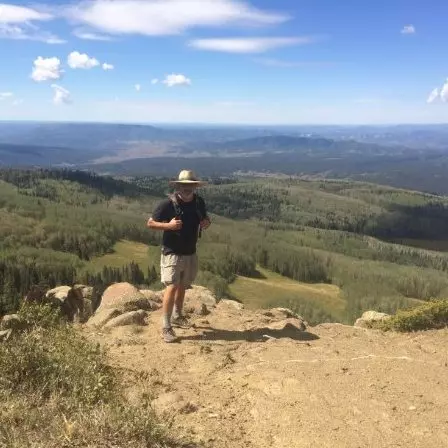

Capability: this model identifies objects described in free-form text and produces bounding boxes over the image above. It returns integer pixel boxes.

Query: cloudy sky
[1,0,448,125]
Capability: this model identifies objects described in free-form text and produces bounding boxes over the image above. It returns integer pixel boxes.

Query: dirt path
[87,300,448,448]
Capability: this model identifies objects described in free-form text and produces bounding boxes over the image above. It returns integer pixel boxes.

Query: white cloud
[0,22,65,43]
[427,88,440,104]
[162,74,191,87]
[427,79,448,104]
[0,92,13,99]
[73,29,114,41]
[51,84,71,105]
[189,37,313,53]
[68,51,100,69]
[31,56,63,82]
[441,80,448,103]
[135,83,141,92]
[151,78,159,85]
[44,36,66,44]
[0,4,64,43]
[64,0,289,36]
[102,62,114,70]
[401,25,416,34]
[0,4,52,23]
[12,99,24,106]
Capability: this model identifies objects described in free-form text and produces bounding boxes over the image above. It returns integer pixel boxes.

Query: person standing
[147,170,211,343]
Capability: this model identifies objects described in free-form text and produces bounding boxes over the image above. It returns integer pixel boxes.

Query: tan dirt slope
[85,291,448,448]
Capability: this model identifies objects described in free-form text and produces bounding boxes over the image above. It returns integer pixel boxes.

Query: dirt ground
[86,298,448,448]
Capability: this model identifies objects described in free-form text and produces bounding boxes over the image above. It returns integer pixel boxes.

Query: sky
[0,0,448,125]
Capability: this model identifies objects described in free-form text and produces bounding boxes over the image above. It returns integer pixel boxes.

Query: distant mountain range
[178,135,404,157]
[0,122,281,150]
[2,121,448,195]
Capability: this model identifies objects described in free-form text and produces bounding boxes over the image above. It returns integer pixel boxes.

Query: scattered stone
[46,285,72,301]
[87,308,122,328]
[266,318,307,333]
[103,310,148,328]
[185,285,218,307]
[219,300,244,310]
[0,314,22,331]
[266,308,300,319]
[409,406,417,411]
[140,289,163,303]
[262,334,277,340]
[45,286,78,321]
[100,283,148,311]
[354,311,391,329]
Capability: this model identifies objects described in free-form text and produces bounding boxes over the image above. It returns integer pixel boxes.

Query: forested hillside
[2,169,448,324]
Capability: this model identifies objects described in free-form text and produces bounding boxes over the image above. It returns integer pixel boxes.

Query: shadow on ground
[183,323,320,342]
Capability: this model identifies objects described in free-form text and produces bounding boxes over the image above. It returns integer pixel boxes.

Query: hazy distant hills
[0,122,407,166]
[2,121,448,195]
[0,122,281,150]
[179,135,403,156]
[0,143,112,167]
[0,122,166,150]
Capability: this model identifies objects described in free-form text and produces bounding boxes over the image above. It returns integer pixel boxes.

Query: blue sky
[0,0,448,125]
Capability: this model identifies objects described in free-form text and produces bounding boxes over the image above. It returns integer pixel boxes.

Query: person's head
[170,170,207,202]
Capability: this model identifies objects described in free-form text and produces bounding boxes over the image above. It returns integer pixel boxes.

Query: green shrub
[379,299,448,332]
[0,324,115,404]
[0,396,171,448]
[0,305,175,447]
[17,302,64,329]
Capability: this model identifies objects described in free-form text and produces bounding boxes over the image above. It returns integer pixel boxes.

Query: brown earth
[84,295,448,448]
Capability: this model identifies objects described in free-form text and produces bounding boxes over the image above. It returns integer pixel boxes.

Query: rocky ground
[79,284,448,448]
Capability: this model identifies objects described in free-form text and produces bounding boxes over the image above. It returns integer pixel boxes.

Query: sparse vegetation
[3,169,448,325]
[377,299,448,332]
[0,305,176,448]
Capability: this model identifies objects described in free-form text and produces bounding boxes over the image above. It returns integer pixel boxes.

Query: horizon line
[1,119,448,128]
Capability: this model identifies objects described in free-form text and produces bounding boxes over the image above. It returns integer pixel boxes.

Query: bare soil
[86,299,448,448]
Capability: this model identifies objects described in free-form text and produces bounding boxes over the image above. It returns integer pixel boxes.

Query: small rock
[0,314,23,331]
[46,285,72,302]
[100,283,147,311]
[266,319,307,333]
[219,300,244,310]
[262,334,277,341]
[409,406,417,411]
[271,308,300,319]
[185,286,218,307]
[103,310,147,328]
[87,308,122,328]
[139,289,162,303]
[354,311,391,328]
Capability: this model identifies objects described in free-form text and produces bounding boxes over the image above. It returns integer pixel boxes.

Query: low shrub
[0,305,177,447]
[378,299,448,332]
